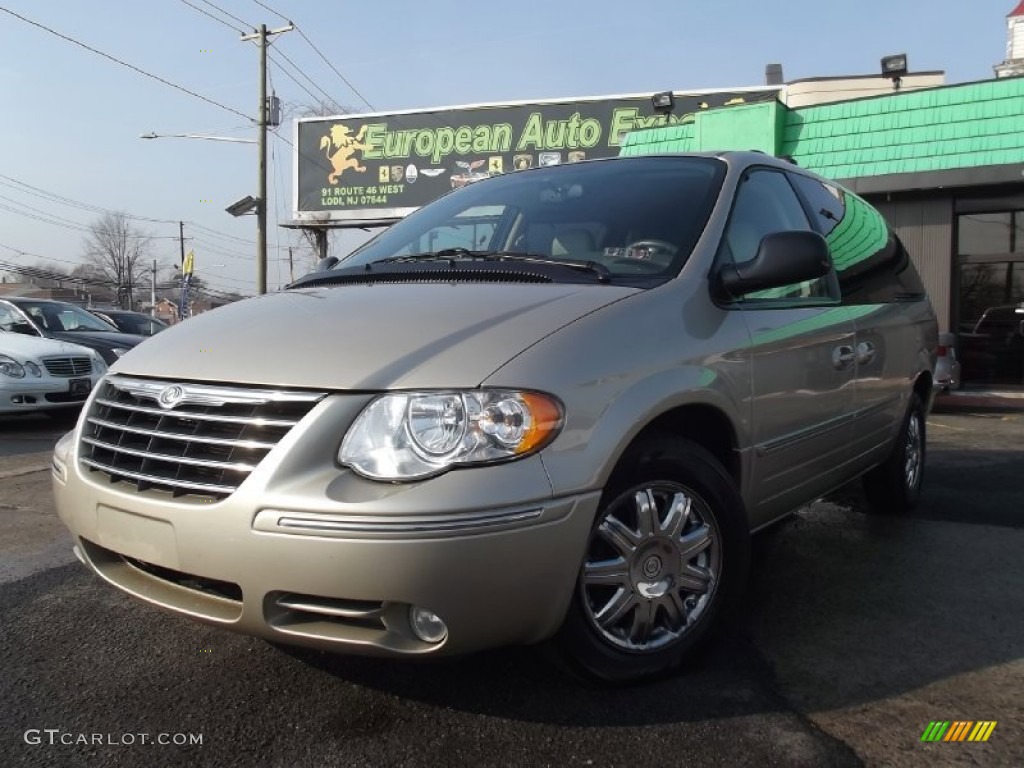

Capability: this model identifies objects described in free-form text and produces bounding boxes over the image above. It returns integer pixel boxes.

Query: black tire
[554,436,750,684]
[863,392,926,514]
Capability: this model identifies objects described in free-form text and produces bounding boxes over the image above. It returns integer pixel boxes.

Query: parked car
[0,297,145,365]
[52,153,937,683]
[0,330,106,415]
[87,308,168,337]
[934,331,961,393]
[958,304,1024,385]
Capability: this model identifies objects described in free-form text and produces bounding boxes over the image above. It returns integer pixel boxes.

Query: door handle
[857,341,876,365]
[832,345,856,369]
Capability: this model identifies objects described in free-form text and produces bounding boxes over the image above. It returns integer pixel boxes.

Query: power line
[0,193,179,239]
[0,199,108,235]
[267,50,333,111]
[0,171,287,250]
[0,242,115,271]
[0,5,253,123]
[247,0,374,111]
[294,26,375,111]
[177,0,243,33]
[268,47,341,112]
[0,174,177,224]
[248,0,289,22]
[197,0,254,31]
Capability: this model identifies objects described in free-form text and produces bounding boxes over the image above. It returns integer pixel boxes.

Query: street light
[140,129,265,295]
[140,131,256,144]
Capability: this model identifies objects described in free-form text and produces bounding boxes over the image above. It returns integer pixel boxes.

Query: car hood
[114,283,638,389]
[50,330,145,349]
[0,332,98,361]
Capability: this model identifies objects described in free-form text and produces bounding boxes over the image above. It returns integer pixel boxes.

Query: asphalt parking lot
[0,406,1021,767]
[0,409,78,458]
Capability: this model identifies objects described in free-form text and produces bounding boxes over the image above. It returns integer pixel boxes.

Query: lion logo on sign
[319,124,370,183]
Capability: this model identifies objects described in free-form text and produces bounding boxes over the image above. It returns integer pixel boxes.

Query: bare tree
[82,212,154,310]
[286,100,360,120]
[296,227,333,272]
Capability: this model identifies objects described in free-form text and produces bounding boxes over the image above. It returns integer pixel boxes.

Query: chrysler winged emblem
[157,384,186,409]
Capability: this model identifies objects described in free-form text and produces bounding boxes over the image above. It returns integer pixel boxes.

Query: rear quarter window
[789,173,926,304]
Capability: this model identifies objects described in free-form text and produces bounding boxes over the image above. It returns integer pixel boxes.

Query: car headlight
[340,390,563,481]
[111,348,129,358]
[92,355,108,374]
[0,354,26,379]
[24,360,42,377]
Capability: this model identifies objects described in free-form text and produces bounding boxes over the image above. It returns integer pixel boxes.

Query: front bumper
[0,375,95,413]
[52,418,599,657]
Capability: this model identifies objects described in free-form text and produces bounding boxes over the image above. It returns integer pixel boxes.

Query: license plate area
[69,377,92,395]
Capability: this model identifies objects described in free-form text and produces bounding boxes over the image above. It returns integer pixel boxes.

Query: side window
[790,173,925,304]
[788,173,845,239]
[0,304,40,336]
[720,169,832,302]
[0,304,17,331]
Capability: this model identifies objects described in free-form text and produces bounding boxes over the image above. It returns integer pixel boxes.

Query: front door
[718,168,856,523]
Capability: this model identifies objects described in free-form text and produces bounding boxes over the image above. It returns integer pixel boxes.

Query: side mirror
[717,230,831,298]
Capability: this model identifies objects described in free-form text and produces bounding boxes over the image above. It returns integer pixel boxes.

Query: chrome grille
[79,375,325,501]
[43,356,92,377]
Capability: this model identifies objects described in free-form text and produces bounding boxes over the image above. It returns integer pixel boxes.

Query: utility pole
[150,259,157,317]
[179,221,185,267]
[241,23,293,295]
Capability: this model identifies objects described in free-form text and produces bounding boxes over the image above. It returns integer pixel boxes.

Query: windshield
[15,301,120,333]
[332,157,725,282]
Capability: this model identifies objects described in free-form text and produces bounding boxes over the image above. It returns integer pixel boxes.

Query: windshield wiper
[369,248,612,282]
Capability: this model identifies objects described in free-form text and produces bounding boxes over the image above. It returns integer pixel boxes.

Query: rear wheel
[555,437,749,684]
[863,393,926,514]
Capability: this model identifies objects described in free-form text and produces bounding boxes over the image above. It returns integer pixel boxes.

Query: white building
[995,1,1024,78]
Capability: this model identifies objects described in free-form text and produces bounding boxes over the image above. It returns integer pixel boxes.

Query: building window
[956,210,1024,388]
[958,212,1016,255]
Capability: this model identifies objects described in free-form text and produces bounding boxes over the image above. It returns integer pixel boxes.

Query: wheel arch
[626,404,742,489]
[914,370,934,413]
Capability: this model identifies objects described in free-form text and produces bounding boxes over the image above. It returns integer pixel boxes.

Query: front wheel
[555,437,749,684]
[863,392,926,514]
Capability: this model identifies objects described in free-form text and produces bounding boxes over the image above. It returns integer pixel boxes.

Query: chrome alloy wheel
[904,411,923,491]
[580,484,721,652]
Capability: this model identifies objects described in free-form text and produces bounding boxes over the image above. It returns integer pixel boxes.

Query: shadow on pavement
[270,625,783,730]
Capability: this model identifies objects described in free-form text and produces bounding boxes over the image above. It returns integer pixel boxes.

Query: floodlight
[226,195,258,217]
[651,91,675,115]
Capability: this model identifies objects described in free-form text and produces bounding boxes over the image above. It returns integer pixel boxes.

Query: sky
[0,0,1012,297]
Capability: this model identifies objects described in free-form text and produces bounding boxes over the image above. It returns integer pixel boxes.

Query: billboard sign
[292,88,780,226]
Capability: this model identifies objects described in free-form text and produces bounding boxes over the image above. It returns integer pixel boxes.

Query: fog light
[409,605,448,644]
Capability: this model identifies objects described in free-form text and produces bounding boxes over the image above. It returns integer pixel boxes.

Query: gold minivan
[53,153,937,682]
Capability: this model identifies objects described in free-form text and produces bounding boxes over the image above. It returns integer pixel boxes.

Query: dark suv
[0,298,145,364]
